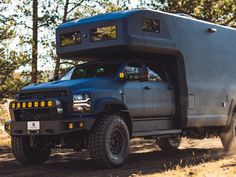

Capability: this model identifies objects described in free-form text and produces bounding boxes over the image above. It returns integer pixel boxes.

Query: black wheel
[156,136,181,151]
[220,117,236,152]
[12,136,51,165]
[88,114,130,168]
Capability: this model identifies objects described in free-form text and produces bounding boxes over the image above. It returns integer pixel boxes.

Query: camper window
[90,25,117,42]
[142,18,160,33]
[60,31,81,47]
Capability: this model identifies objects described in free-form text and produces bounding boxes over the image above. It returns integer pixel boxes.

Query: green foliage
[146,0,236,27]
[0,0,29,102]
[0,52,29,102]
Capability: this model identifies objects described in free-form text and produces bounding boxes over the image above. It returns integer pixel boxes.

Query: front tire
[220,117,236,152]
[156,136,181,151]
[12,136,51,165]
[88,115,130,168]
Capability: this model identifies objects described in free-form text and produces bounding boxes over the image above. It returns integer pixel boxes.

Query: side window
[95,67,107,77]
[124,62,142,81]
[60,68,75,80]
[148,68,162,82]
[145,63,165,82]
[72,68,87,79]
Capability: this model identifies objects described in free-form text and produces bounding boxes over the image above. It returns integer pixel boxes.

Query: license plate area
[27,121,40,130]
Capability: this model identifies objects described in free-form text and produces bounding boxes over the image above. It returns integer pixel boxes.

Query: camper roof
[56,9,235,60]
[58,10,140,29]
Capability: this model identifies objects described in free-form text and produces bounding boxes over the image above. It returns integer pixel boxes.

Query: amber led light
[79,122,84,128]
[41,101,45,107]
[17,102,21,108]
[68,123,73,129]
[34,101,39,107]
[11,102,16,109]
[28,102,32,108]
[47,101,53,107]
[22,102,26,108]
[119,72,125,79]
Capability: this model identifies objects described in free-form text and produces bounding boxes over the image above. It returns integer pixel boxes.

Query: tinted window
[124,62,142,81]
[145,63,165,81]
[90,25,117,42]
[148,68,162,82]
[60,31,81,47]
[60,63,120,80]
[142,18,160,33]
[60,68,75,80]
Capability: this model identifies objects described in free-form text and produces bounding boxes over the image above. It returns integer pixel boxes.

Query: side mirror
[49,75,59,82]
[119,71,139,81]
[139,66,149,82]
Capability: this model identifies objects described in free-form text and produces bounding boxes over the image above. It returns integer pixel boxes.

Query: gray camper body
[56,9,236,129]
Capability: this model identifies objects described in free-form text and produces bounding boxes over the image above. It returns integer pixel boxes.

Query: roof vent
[208,28,217,33]
[177,13,195,19]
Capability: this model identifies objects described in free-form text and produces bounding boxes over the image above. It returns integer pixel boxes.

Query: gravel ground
[0,138,235,177]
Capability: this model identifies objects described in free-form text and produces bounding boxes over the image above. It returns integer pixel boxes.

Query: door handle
[144,86,151,90]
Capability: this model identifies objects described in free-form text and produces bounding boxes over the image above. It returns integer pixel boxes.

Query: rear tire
[12,136,51,165]
[156,136,181,151]
[220,117,236,152]
[88,114,130,168]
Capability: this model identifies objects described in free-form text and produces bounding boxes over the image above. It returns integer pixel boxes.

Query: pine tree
[0,0,29,102]
[145,0,236,27]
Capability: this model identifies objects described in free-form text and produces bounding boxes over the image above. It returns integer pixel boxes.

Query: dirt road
[0,138,235,177]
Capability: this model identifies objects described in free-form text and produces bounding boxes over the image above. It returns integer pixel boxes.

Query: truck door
[145,63,175,116]
[142,79,154,117]
[122,62,145,118]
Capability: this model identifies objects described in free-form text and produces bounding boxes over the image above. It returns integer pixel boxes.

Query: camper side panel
[163,14,236,127]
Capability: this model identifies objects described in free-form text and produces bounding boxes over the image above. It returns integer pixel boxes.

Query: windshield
[60,62,121,80]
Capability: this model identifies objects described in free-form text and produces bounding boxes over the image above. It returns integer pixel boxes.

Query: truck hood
[21,78,118,92]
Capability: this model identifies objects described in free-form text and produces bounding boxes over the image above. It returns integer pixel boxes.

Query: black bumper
[5,118,96,136]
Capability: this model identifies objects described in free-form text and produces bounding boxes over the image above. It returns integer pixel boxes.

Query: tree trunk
[54,0,69,77]
[32,0,38,83]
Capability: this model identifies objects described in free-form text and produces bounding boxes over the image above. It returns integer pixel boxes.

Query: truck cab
[5,9,236,168]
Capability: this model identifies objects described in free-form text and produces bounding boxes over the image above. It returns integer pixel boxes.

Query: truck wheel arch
[93,97,132,136]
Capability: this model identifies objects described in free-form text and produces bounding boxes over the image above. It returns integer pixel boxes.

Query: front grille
[19,90,68,100]
[15,90,71,121]
[15,109,59,121]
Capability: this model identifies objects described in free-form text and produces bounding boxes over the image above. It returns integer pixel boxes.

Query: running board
[132,129,182,137]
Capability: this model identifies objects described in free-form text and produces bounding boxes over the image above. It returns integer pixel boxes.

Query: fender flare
[93,97,128,114]
[93,97,132,135]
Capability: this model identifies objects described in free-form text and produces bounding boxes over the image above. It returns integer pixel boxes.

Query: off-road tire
[12,136,51,165]
[220,117,236,152]
[156,136,181,151]
[88,114,130,168]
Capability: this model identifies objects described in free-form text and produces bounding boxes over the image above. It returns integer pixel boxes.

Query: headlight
[73,93,91,112]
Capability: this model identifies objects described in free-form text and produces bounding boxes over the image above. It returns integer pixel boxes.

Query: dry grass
[0,131,11,149]
[134,155,236,177]
[0,100,10,123]
[131,138,236,177]
[0,101,11,150]
[0,137,236,177]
